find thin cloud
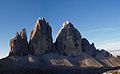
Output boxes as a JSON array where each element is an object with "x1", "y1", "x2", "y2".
[
  {"x1": 96, "y1": 41, "x2": 120, "y2": 56},
  {"x1": 96, "y1": 41, "x2": 120, "y2": 50},
  {"x1": 108, "y1": 49, "x2": 120, "y2": 52},
  {"x1": 108, "y1": 49, "x2": 120, "y2": 56},
  {"x1": 84, "y1": 27, "x2": 120, "y2": 34}
]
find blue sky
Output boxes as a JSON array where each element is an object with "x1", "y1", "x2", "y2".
[{"x1": 0, "y1": 0, "x2": 120, "y2": 58}]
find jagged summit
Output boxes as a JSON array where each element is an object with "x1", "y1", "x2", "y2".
[
  {"x1": 30, "y1": 17, "x2": 47, "y2": 39},
  {"x1": 20, "y1": 28, "x2": 27, "y2": 39},
  {"x1": 35, "y1": 17, "x2": 46, "y2": 26},
  {"x1": 55, "y1": 21, "x2": 82, "y2": 56},
  {"x1": 62, "y1": 21, "x2": 72, "y2": 27},
  {"x1": 9, "y1": 28, "x2": 28, "y2": 56},
  {"x1": 29, "y1": 17, "x2": 53, "y2": 55},
  {"x1": 38, "y1": 16, "x2": 46, "y2": 21},
  {"x1": 56, "y1": 21, "x2": 79, "y2": 38}
]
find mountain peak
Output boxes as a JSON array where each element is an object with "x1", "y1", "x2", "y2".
[
  {"x1": 38, "y1": 16, "x2": 45, "y2": 21},
  {"x1": 55, "y1": 21, "x2": 82, "y2": 56},
  {"x1": 62, "y1": 21, "x2": 73, "y2": 28},
  {"x1": 29, "y1": 17, "x2": 53, "y2": 55},
  {"x1": 56, "y1": 21, "x2": 74, "y2": 38},
  {"x1": 9, "y1": 28, "x2": 28, "y2": 56},
  {"x1": 20, "y1": 28, "x2": 27, "y2": 39},
  {"x1": 36, "y1": 17, "x2": 46, "y2": 24}
]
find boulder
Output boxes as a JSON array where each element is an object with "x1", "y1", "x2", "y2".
[{"x1": 55, "y1": 21, "x2": 82, "y2": 56}]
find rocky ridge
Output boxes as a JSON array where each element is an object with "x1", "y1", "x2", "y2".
[
  {"x1": 55, "y1": 21, "x2": 82, "y2": 56},
  {"x1": 9, "y1": 28, "x2": 28, "y2": 56},
  {"x1": 1, "y1": 17, "x2": 120, "y2": 72}
]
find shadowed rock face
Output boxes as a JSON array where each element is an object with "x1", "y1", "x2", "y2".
[
  {"x1": 81, "y1": 38, "x2": 96, "y2": 57},
  {"x1": 117, "y1": 55, "x2": 120, "y2": 59},
  {"x1": 29, "y1": 17, "x2": 53, "y2": 55},
  {"x1": 9, "y1": 28, "x2": 28, "y2": 56},
  {"x1": 55, "y1": 21, "x2": 82, "y2": 56}
]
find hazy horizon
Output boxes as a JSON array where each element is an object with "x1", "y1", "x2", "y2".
[{"x1": 0, "y1": 0, "x2": 120, "y2": 59}]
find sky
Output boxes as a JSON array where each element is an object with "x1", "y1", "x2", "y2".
[{"x1": 0, "y1": 0, "x2": 120, "y2": 59}]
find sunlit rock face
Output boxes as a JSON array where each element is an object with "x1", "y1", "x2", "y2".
[
  {"x1": 9, "y1": 28, "x2": 29, "y2": 56},
  {"x1": 55, "y1": 21, "x2": 82, "y2": 56},
  {"x1": 50, "y1": 59, "x2": 74, "y2": 67},
  {"x1": 29, "y1": 17, "x2": 53, "y2": 55}
]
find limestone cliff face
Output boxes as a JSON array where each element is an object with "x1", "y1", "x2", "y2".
[
  {"x1": 9, "y1": 28, "x2": 28, "y2": 56},
  {"x1": 29, "y1": 17, "x2": 53, "y2": 55},
  {"x1": 55, "y1": 21, "x2": 82, "y2": 56}
]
